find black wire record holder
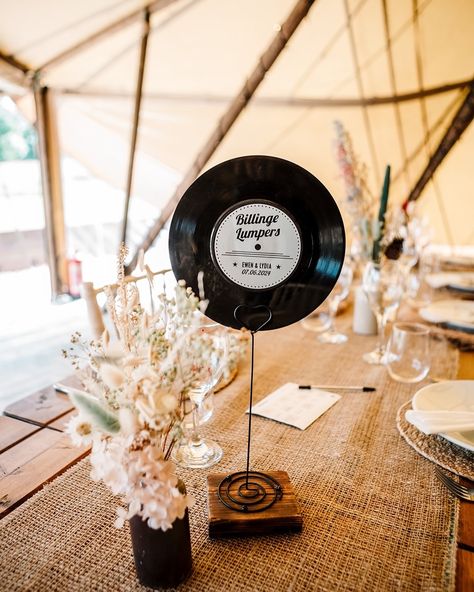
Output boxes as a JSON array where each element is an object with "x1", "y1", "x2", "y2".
[{"x1": 216, "y1": 305, "x2": 284, "y2": 513}]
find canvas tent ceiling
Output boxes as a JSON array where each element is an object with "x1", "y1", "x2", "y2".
[{"x1": 1, "y1": 0, "x2": 473, "y2": 258}]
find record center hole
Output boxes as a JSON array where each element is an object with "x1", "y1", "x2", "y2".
[{"x1": 255, "y1": 244, "x2": 261, "y2": 250}]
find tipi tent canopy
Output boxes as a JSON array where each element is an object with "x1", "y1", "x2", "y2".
[{"x1": 0, "y1": 0, "x2": 473, "y2": 290}]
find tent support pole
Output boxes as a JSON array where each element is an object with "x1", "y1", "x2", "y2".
[
  {"x1": 34, "y1": 84, "x2": 68, "y2": 299},
  {"x1": 0, "y1": 50, "x2": 30, "y2": 75},
  {"x1": 126, "y1": 0, "x2": 317, "y2": 273},
  {"x1": 38, "y1": 0, "x2": 178, "y2": 72},
  {"x1": 406, "y1": 84, "x2": 474, "y2": 203},
  {"x1": 57, "y1": 78, "x2": 473, "y2": 106},
  {"x1": 120, "y1": 8, "x2": 150, "y2": 248}
]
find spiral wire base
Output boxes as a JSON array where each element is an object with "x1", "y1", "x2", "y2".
[
  {"x1": 218, "y1": 307, "x2": 283, "y2": 513},
  {"x1": 217, "y1": 471, "x2": 283, "y2": 513}
]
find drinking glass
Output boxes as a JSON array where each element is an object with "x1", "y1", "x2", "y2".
[
  {"x1": 362, "y1": 260, "x2": 403, "y2": 364},
  {"x1": 172, "y1": 323, "x2": 228, "y2": 469},
  {"x1": 301, "y1": 304, "x2": 331, "y2": 334},
  {"x1": 386, "y1": 322, "x2": 430, "y2": 383},
  {"x1": 318, "y1": 261, "x2": 353, "y2": 343}
]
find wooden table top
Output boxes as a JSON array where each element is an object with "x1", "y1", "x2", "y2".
[{"x1": 1, "y1": 343, "x2": 473, "y2": 591}]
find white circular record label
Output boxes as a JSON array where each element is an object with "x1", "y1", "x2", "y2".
[{"x1": 211, "y1": 201, "x2": 302, "y2": 290}]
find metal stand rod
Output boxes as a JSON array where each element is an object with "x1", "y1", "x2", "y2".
[{"x1": 245, "y1": 331, "x2": 256, "y2": 488}]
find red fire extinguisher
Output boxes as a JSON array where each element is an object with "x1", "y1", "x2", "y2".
[{"x1": 67, "y1": 252, "x2": 83, "y2": 299}]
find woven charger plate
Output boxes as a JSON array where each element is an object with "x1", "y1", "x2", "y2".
[{"x1": 397, "y1": 400, "x2": 474, "y2": 479}]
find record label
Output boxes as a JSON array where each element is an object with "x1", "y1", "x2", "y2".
[{"x1": 211, "y1": 201, "x2": 302, "y2": 290}]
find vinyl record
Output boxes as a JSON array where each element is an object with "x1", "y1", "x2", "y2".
[{"x1": 169, "y1": 155, "x2": 345, "y2": 331}]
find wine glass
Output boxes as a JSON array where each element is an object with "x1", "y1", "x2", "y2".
[
  {"x1": 172, "y1": 323, "x2": 228, "y2": 469},
  {"x1": 318, "y1": 260, "x2": 353, "y2": 343},
  {"x1": 301, "y1": 303, "x2": 331, "y2": 334},
  {"x1": 386, "y1": 322, "x2": 430, "y2": 383},
  {"x1": 362, "y1": 260, "x2": 403, "y2": 364}
]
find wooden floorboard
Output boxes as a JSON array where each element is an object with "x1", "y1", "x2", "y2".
[
  {"x1": 457, "y1": 548, "x2": 474, "y2": 592},
  {"x1": 3, "y1": 376, "x2": 78, "y2": 424},
  {"x1": 0, "y1": 416, "x2": 39, "y2": 454},
  {"x1": 0, "y1": 431, "x2": 90, "y2": 518}
]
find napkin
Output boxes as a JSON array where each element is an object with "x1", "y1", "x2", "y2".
[
  {"x1": 405, "y1": 409, "x2": 474, "y2": 435},
  {"x1": 425, "y1": 273, "x2": 459, "y2": 289},
  {"x1": 248, "y1": 382, "x2": 340, "y2": 430}
]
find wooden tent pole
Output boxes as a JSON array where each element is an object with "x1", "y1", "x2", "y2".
[
  {"x1": 33, "y1": 83, "x2": 68, "y2": 299},
  {"x1": 0, "y1": 51, "x2": 30, "y2": 75},
  {"x1": 406, "y1": 84, "x2": 474, "y2": 203},
  {"x1": 58, "y1": 78, "x2": 473, "y2": 106},
  {"x1": 120, "y1": 9, "x2": 151, "y2": 248},
  {"x1": 38, "y1": 0, "x2": 179, "y2": 72},
  {"x1": 126, "y1": 0, "x2": 317, "y2": 273},
  {"x1": 0, "y1": 53, "x2": 31, "y2": 93}
]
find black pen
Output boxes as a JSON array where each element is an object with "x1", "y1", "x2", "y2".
[{"x1": 298, "y1": 385, "x2": 376, "y2": 392}]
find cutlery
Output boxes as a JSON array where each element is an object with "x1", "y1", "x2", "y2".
[
  {"x1": 435, "y1": 466, "x2": 474, "y2": 501},
  {"x1": 53, "y1": 383, "x2": 73, "y2": 395}
]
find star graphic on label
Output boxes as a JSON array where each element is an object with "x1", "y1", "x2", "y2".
[{"x1": 276, "y1": 264, "x2": 281, "y2": 269}]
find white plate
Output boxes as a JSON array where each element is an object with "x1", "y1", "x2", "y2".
[
  {"x1": 419, "y1": 299, "x2": 474, "y2": 331},
  {"x1": 425, "y1": 272, "x2": 474, "y2": 290},
  {"x1": 412, "y1": 381, "x2": 474, "y2": 451}
]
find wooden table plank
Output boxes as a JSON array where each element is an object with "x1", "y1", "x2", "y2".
[
  {"x1": 458, "y1": 353, "x2": 474, "y2": 380},
  {"x1": 0, "y1": 430, "x2": 90, "y2": 518},
  {"x1": 3, "y1": 375, "x2": 79, "y2": 424},
  {"x1": 459, "y1": 496, "x2": 474, "y2": 551},
  {"x1": 49, "y1": 409, "x2": 77, "y2": 431},
  {"x1": 455, "y1": 350, "x2": 474, "y2": 591},
  {"x1": 457, "y1": 549, "x2": 474, "y2": 592},
  {"x1": 0, "y1": 429, "x2": 63, "y2": 476},
  {"x1": 0, "y1": 416, "x2": 39, "y2": 453}
]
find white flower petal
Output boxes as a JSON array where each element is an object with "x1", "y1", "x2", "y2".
[{"x1": 100, "y1": 363, "x2": 125, "y2": 389}]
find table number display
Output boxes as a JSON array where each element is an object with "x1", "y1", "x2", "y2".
[{"x1": 169, "y1": 155, "x2": 345, "y2": 536}]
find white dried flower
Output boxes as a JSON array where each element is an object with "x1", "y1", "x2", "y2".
[
  {"x1": 118, "y1": 408, "x2": 137, "y2": 436},
  {"x1": 65, "y1": 264, "x2": 226, "y2": 531},
  {"x1": 100, "y1": 363, "x2": 126, "y2": 389},
  {"x1": 66, "y1": 414, "x2": 94, "y2": 447}
]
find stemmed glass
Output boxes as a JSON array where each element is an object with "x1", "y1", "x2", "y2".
[
  {"x1": 301, "y1": 304, "x2": 331, "y2": 334},
  {"x1": 318, "y1": 260, "x2": 353, "y2": 343},
  {"x1": 362, "y1": 260, "x2": 403, "y2": 364},
  {"x1": 172, "y1": 323, "x2": 228, "y2": 469}
]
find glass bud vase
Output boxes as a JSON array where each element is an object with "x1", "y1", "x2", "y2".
[{"x1": 129, "y1": 481, "x2": 192, "y2": 589}]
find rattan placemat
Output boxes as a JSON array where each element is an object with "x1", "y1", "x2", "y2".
[
  {"x1": 0, "y1": 321, "x2": 459, "y2": 591},
  {"x1": 397, "y1": 400, "x2": 474, "y2": 479}
]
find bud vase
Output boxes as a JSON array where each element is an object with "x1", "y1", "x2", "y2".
[{"x1": 129, "y1": 481, "x2": 192, "y2": 589}]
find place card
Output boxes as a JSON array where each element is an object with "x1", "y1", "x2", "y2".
[{"x1": 248, "y1": 382, "x2": 340, "y2": 430}]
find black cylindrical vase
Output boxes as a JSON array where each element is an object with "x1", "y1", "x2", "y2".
[{"x1": 129, "y1": 494, "x2": 192, "y2": 588}]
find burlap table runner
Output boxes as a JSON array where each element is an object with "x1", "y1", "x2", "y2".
[{"x1": 0, "y1": 320, "x2": 459, "y2": 591}]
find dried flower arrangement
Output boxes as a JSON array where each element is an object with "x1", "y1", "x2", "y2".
[
  {"x1": 333, "y1": 120, "x2": 377, "y2": 261},
  {"x1": 333, "y1": 121, "x2": 406, "y2": 268},
  {"x1": 62, "y1": 245, "x2": 226, "y2": 531}
]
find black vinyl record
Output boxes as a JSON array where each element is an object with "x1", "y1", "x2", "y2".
[{"x1": 169, "y1": 155, "x2": 345, "y2": 331}]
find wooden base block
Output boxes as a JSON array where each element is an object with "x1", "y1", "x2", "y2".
[{"x1": 207, "y1": 470, "x2": 302, "y2": 537}]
